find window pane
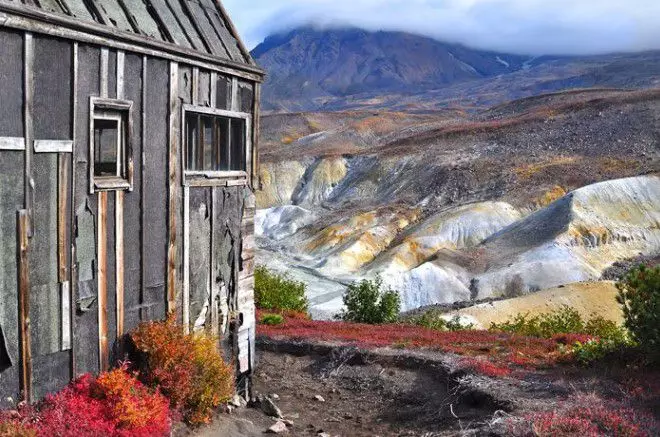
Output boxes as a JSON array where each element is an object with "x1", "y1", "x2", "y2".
[
  {"x1": 94, "y1": 119, "x2": 118, "y2": 177},
  {"x1": 230, "y1": 119, "x2": 246, "y2": 171},
  {"x1": 216, "y1": 75, "x2": 231, "y2": 110},
  {"x1": 201, "y1": 115, "x2": 214, "y2": 171},
  {"x1": 238, "y1": 82, "x2": 254, "y2": 113},
  {"x1": 217, "y1": 117, "x2": 230, "y2": 171},
  {"x1": 185, "y1": 112, "x2": 199, "y2": 171}
]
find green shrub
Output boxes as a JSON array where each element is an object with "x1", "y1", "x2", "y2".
[
  {"x1": 254, "y1": 266, "x2": 308, "y2": 313},
  {"x1": 260, "y1": 313, "x2": 284, "y2": 326},
  {"x1": 490, "y1": 306, "x2": 628, "y2": 341},
  {"x1": 616, "y1": 264, "x2": 660, "y2": 359},
  {"x1": 337, "y1": 276, "x2": 401, "y2": 324},
  {"x1": 572, "y1": 338, "x2": 626, "y2": 365},
  {"x1": 410, "y1": 311, "x2": 474, "y2": 331},
  {"x1": 490, "y1": 306, "x2": 585, "y2": 338}
]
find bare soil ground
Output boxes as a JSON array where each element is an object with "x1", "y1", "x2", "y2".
[{"x1": 190, "y1": 339, "x2": 659, "y2": 437}]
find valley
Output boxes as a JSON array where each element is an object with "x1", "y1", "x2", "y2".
[{"x1": 255, "y1": 88, "x2": 660, "y2": 318}]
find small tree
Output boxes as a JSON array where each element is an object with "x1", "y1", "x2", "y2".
[
  {"x1": 254, "y1": 266, "x2": 309, "y2": 313},
  {"x1": 338, "y1": 276, "x2": 401, "y2": 324},
  {"x1": 616, "y1": 264, "x2": 660, "y2": 358}
]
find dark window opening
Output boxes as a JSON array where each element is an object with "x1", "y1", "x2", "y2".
[
  {"x1": 216, "y1": 76, "x2": 231, "y2": 110},
  {"x1": 185, "y1": 112, "x2": 246, "y2": 173},
  {"x1": 94, "y1": 118, "x2": 121, "y2": 177}
]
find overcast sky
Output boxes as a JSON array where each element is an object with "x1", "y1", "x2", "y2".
[{"x1": 222, "y1": 0, "x2": 660, "y2": 56}]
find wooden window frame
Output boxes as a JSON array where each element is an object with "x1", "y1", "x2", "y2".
[
  {"x1": 182, "y1": 104, "x2": 252, "y2": 186},
  {"x1": 89, "y1": 97, "x2": 134, "y2": 193}
]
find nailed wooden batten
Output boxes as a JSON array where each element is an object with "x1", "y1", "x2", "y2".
[
  {"x1": 17, "y1": 210, "x2": 32, "y2": 402},
  {"x1": 116, "y1": 191, "x2": 125, "y2": 338},
  {"x1": 97, "y1": 192, "x2": 109, "y2": 371},
  {"x1": 24, "y1": 32, "x2": 34, "y2": 236},
  {"x1": 167, "y1": 61, "x2": 179, "y2": 314}
]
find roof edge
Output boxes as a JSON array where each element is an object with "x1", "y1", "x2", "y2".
[{"x1": 0, "y1": 3, "x2": 265, "y2": 79}]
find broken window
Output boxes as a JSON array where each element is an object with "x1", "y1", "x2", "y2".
[
  {"x1": 184, "y1": 110, "x2": 247, "y2": 174},
  {"x1": 90, "y1": 98, "x2": 133, "y2": 190}
]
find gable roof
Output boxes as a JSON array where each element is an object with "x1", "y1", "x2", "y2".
[{"x1": 0, "y1": 0, "x2": 257, "y2": 69}]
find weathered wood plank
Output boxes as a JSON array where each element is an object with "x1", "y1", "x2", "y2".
[
  {"x1": 115, "y1": 191, "x2": 125, "y2": 338},
  {"x1": 17, "y1": 210, "x2": 32, "y2": 402},
  {"x1": 97, "y1": 192, "x2": 109, "y2": 371},
  {"x1": 70, "y1": 41, "x2": 78, "y2": 378},
  {"x1": 252, "y1": 83, "x2": 261, "y2": 189},
  {"x1": 0, "y1": 137, "x2": 26, "y2": 150},
  {"x1": 116, "y1": 50, "x2": 125, "y2": 100},
  {"x1": 182, "y1": 185, "x2": 190, "y2": 334},
  {"x1": 100, "y1": 48, "x2": 108, "y2": 98},
  {"x1": 24, "y1": 33, "x2": 34, "y2": 236},
  {"x1": 35, "y1": 140, "x2": 73, "y2": 154},
  {"x1": 57, "y1": 154, "x2": 69, "y2": 283},
  {"x1": 167, "y1": 61, "x2": 179, "y2": 314}
]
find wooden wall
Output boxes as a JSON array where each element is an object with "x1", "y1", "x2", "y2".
[{"x1": 0, "y1": 24, "x2": 259, "y2": 404}]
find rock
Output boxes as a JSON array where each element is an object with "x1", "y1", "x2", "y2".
[
  {"x1": 317, "y1": 433, "x2": 331, "y2": 437},
  {"x1": 314, "y1": 395, "x2": 326, "y2": 402},
  {"x1": 282, "y1": 419, "x2": 295, "y2": 427},
  {"x1": 230, "y1": 394, "x2": 246, "y2": 408},
  {"x1": 266, "y1": 421, "x2": 288, "y2": 434},
  {"x1": 261, "y1": 398, "x2": 284, "y2": 419},
  {"x1": 270, "y1": 393, "x2": 280, "y2": 400}
]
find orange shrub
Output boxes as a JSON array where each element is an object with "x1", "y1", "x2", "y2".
[{"x1": 130, "y1": 317, "x2": 234, "y2": 425}]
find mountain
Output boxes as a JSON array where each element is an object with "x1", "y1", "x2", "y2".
[
  {"x1": 251, "y1": 27, "x2": 660, "y2": 112},
  {"x1": 252, "y1": 27, "x2": 528, "y2": 110}
]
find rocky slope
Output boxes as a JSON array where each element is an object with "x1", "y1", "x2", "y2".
[{"x1": 255, "y1": 89, "x2": 660, "y2": 318}]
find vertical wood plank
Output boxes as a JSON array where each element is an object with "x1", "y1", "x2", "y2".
[
  {"x1": 116, "y1": 50, "x2": 125, "y2": 100},
  {"x1": 24, "y1": 33, "x2": 34, "y2": 236},
  {"x1": 230, "y1": 77, "x2": 239, "y2": 112},
  {"x1": 140, "y1": 55, "x2": 147, "y2": 319},
  {"x1": 115, "y1": 191, "x2": 125, "y2": 338},
  {"x1": 210, "y1": 72, "x2": 217, "y2": 108},
  {"x1": 252, "y1": 83, "x2": 261, "y2": 189},
  {"x1": 100, "y1": 48, "x2": 109, "y2": 98},
  {"x1": 210, "y1": 188, "x2": 219, "y2": 337},
  {"x1": 167, "y1": 61, "x2": 179, "y2": 314},
  {"x1": 97, "y1": 192, "x2": 109, "y2": 371},
  {"x1": 17, "y1": 210, "x2": 32, "y2": 403},
  {"x1": 70, "y1": 41, "x2": 78, "y2": 377},
  {"x1": 58, "y1": 155, "x2": 71, "y2": 351},
  {"x1": 58, "y1": 155, "x2": 69, "y2": 283},
  {"x1": 192, "y1": 67, "x2": 199, "y2": 105},
  {"x1": 182, "y1": 185, "x2": 190, "y2": 334}
]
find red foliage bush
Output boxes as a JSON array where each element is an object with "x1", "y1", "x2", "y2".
[
  {"x1": 509, "y1": 394, "x2": 658, "y2": 437},
  {"x1": 130, "y1": 317, "x2": 234, "y2": 425},
  {"x1": 257, "y1": 311, "x2": 570, "y2": 370},
  {"x1": 459, "y1": 357, "x2": 511, "y2": 377},
  {"x1": 0, "y1": 369, "x2": 171, "y2": 437}
]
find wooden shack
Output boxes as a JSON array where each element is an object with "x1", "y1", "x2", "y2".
[{"x1": 0, "y1": 0, "x2": 263, "y2": 404}]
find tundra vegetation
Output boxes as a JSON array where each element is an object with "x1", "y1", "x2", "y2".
[{"x1": 255, "y1": 264, "x2": 659, "y2": 436}]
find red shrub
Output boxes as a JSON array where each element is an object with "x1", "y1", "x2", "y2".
[
  {"x1": 510, "y1": 396, "x2": 658, "y2": 437},
  {"x1": 130, "y1": 317, "x2": 234, "y2": 425},
  {"x1": 459, "y1": 357, "x2": 511, "y2": 377},
  {"x1": 257, "y1": 313, "x2": 569, "y2": 370},
  {"x1": 27, "y1": 369, "x2": 171, "y2": 437}
]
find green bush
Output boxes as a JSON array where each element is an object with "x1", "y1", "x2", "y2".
[
  {"x1": 260, "y1": 313, "x2": 284, "y2": 326},
  {"x1": 410, "y1": 311, "x2": 474, "y2": 331},
  {"x1": 337, "y1": 276, "x2": 401, "y2": 324},
  {"x1": 490, "y1": 306, "x2": 584, "y2": 338},
  {"x1": 254, "y1": 266, "x2": 309, "y2": 313},
  {"x1": 490, "y1": 306, "x2": 628, "y2": 341},
  {"x1": 617, "y1": 264, "x2": 660, "y2": 359}
]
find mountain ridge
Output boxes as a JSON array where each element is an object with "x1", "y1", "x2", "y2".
[{"x1": 251, "y1": 26, "x2": 660, "y2": 112}]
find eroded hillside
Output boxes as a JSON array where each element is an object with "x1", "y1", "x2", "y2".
[{"x1": 256, "y1": 89, "x2": 660, "y2": 318}]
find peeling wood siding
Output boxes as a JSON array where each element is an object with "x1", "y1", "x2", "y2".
[{"x1": 0, "y1": 22, "x2": 259, "y2": 401}]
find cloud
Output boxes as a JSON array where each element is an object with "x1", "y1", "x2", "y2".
[{"x1": 222, "y1": 0, "x2": 660, "y2": 55}]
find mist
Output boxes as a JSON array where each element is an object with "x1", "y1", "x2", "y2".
[{"x1": 223, "y1": 0, "x2": 660, "y2": 56}]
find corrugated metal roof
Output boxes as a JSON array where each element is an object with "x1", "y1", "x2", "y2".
[{"x1": 0, "y1": 0, "x2": 253, "y2": 66}]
